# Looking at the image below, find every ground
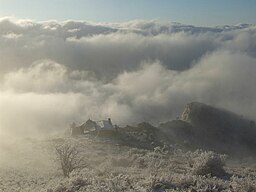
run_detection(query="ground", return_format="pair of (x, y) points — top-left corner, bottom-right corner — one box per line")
(0, 135), (256, 192)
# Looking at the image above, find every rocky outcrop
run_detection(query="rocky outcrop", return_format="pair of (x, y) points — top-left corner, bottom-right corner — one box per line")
(180, 102), (253, 130)
(161, 102), (256, 156)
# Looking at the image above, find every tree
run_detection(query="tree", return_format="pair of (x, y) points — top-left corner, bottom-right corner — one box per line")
(55, 143), (84, 177)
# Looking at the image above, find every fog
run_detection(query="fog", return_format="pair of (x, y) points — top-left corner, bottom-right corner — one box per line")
(1, 17), (256, 139)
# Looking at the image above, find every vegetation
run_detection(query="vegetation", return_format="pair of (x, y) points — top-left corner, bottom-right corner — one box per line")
(55, 144), (85, 177)
(191, 151), (227, 177)
(1, 137), (256, 192)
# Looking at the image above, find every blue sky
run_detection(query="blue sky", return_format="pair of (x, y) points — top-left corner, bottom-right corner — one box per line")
(0, 0), (256, 26)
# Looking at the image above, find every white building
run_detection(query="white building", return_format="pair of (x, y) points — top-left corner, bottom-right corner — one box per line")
(95, 118), (114, 130)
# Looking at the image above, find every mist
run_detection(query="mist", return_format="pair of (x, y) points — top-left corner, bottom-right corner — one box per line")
(1, 17), (256, 139)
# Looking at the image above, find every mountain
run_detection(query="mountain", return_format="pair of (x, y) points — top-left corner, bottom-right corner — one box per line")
(160, 102), (256, 156)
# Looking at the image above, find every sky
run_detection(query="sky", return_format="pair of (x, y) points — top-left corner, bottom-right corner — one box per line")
(0, 0), (256, 26)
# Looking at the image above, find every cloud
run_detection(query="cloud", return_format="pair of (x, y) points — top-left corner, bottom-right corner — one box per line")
(0, 18), (256, 138)
(0, 19), (220, 79)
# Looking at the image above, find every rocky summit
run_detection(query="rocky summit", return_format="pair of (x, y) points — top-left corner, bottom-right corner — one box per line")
(161, 102), (256, 156)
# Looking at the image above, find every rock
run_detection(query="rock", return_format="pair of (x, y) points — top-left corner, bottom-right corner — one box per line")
(161, 102), (256, 156)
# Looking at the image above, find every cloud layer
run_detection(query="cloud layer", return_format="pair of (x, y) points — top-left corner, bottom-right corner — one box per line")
(1, 18), (256, 138)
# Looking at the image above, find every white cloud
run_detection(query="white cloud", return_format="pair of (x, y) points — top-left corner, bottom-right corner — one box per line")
(0, 18), (256, 138)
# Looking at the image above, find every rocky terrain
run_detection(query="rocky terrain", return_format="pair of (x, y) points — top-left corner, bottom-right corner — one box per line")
(86, 102), (256, 157)
(160, 102), (256, 156)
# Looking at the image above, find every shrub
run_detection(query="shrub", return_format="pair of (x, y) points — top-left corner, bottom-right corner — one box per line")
(192, 151), (227, 177)
(231, 176), (256, 192)
(55, 143), (85, 177)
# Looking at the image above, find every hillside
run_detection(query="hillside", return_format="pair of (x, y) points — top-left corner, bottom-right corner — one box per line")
(86, 122), (167, 149)
(160, 102), (256, 156)
(80, 102), (256, 156)
(81, 102), (256, 157)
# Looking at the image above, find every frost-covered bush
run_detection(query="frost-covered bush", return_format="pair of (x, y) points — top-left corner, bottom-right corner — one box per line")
(192, 151), (227, 177)
(53, 184), (68, 192)
(147, 175), (175, 192)
(48, 177), (89, 192)
(55, 144), (85, 177)
(231, 176), (256, 192)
